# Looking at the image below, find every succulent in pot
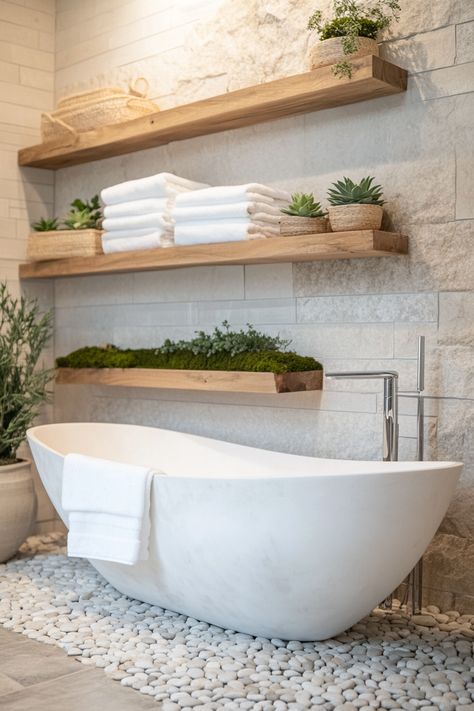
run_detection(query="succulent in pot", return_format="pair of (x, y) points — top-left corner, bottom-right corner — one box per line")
(32, 217), (60, 232)
(63, 194), (102, 230)
(307, 0), (401, 78)
(0, 282), (53, 562)
(327, 176), (385, 231)
(280, 193), (328, 235)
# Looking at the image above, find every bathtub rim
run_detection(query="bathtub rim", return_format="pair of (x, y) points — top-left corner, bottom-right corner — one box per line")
(27, 422), (462, 480)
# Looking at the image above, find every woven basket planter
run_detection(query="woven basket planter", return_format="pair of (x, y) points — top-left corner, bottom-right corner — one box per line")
(308, 36), (379, 71)
(328, 204), (383, 232)
(27, 229), (103, 261)
(280, 215), (329, 236)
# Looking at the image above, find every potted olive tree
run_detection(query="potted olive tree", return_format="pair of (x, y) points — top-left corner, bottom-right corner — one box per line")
(0, 282), (53, 562)
(327, 176), (385, 231)
(307, 0), (401, 78)
(280, 193), (328, 235)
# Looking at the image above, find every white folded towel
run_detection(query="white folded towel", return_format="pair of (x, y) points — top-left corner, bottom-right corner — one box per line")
(175, 183), (291, 207)
(101, 172), (209, 206)
(102, 231), (166, 253)
(101, 226), (168, 240)
(172, 201), (282, 222)
(171, 201), (281, 222)
(103, 213), (172, 232)
(104, 198), (172, 218)
(174, 222), (279, 246)
(174, 214), (280, 227)
(62, 453), (158, 565)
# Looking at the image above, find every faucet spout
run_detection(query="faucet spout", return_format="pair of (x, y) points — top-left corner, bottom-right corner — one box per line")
(325, 370), (399, 462)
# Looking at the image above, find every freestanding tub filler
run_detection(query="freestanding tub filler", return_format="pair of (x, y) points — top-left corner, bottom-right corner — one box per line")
(28, 422), (461, 641)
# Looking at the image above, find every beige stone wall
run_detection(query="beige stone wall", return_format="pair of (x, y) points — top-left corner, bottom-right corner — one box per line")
(8, 0), (474, 601)
(0, 0), (61, 533)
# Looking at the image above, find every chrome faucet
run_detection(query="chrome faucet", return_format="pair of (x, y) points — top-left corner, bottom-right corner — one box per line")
(325, 370), (399, 462)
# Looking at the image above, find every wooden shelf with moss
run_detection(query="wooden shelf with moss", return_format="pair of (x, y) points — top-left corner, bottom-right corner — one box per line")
(55, 346), (323, 394)
(19, 230), (408, 280)
(18, 56), (407, 170)
(56, 367), (323, 393)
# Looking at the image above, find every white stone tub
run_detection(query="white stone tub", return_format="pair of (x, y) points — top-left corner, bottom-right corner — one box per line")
(27, 422), (461, 641)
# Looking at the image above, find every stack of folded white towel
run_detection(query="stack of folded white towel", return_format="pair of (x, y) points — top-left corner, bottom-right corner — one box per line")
(100, 172), (209, 253)
(172, 183), (291, 246)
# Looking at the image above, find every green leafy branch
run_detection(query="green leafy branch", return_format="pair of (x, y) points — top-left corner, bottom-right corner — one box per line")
(0, 283), (54, 464)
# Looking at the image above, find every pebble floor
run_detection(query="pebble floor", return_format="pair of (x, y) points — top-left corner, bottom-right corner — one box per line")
(1, 535), (474, 711)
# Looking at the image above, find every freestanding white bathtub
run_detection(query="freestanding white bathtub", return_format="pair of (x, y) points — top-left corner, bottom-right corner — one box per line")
(27, 423), (461, 641)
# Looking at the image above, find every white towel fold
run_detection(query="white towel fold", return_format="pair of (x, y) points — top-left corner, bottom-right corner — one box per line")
(172, 201), (282, 222)
(174, 222), (279, 246)
(104, 198), (172, 218)
(101, 172), (209, 206)
(102, 231), (166, 253)
(62, 453), (158, 565)
(174, 214), (280, 227)
(103, 213), (172, 232)
(101, 226), (169, 240)
(175, 183), (291, 207)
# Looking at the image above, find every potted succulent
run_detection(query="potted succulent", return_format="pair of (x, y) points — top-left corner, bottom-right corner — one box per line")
(327, 176), (384, 231)
(307, 0), (401, 78)
(280, 193), (328, 235)
(27, 195), (103, 261)
(0, 282), (53, 562)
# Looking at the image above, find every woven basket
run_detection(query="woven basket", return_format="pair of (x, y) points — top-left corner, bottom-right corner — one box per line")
(280, 215), (328, 236)
(328, 204), (383, 232)
(27, 229), (103, 261)
(40, 78), (159, 144)
(308, 36), (379, 71)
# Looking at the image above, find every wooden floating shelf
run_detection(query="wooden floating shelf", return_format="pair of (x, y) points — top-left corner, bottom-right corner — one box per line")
(18, 56), (407, 170)
(56, 367), (323, 394)
(19, 230), (408, 280)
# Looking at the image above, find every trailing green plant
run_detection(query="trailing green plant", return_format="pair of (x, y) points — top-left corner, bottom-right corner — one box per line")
(63, 195), (102, 230)
(31, 217), (60, 232)
(307, 0), (401, 78)
(327, 176), (384, 206)
(158, 321), (291, 358)
(0, 282), (54, 465)
(56, 345), (322, 375)
(281, 193), (326, 218)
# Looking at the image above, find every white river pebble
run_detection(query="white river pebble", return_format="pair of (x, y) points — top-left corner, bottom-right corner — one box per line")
(0, 534), (473, 710)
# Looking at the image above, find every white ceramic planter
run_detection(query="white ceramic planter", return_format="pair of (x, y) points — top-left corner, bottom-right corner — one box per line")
(280, 215), (328, 236)
(308, 36), (379, 71)
(0, 459), (37, 562)
(328, 204), (383, 232)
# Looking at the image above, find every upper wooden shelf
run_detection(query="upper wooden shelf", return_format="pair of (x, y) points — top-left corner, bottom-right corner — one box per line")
(19, 230), (408, 280)
(18, 56), (407, 170)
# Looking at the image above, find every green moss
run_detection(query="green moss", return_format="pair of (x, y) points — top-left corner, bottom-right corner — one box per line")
(56, 346), (322, 374)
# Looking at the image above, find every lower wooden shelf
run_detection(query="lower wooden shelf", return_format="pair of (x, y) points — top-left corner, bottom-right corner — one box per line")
(56, 367), (324, 394)
(19, 230), (408, 279)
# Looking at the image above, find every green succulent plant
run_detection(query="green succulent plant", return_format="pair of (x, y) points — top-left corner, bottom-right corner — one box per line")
(63, 195), (102, 230)
(31, 217), (59, 232)
(327, 176), (385, 206)
(281, 193), (326, 218)
(307, 0), (401, 78)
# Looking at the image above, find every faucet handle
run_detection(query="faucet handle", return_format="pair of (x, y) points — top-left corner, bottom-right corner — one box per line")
(325, 370), (399, 380)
